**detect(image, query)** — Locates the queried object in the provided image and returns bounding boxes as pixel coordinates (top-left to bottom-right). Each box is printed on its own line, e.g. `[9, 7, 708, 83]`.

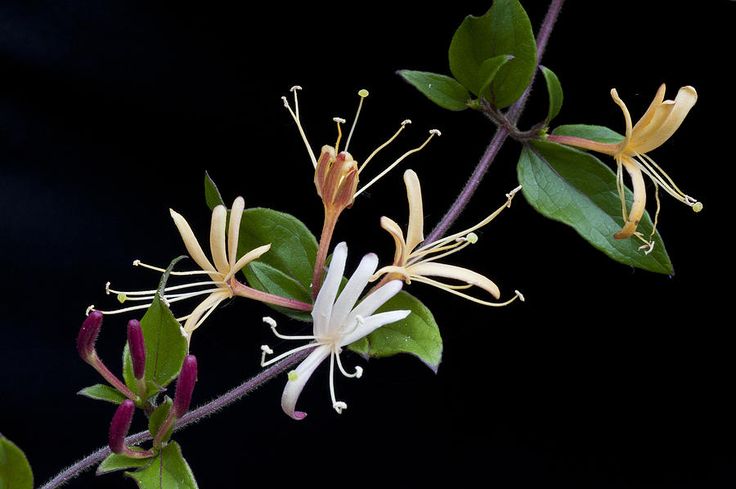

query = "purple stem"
[425, 0, 566, 243]
[39, 348, 309, 489]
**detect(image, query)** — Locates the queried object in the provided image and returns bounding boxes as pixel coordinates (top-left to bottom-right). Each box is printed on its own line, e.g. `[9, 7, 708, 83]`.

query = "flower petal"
[631, 83, 666, 135]
[328, 252, 378, 335]
[340, 309, 411, 347]
[312, 242, 348, 337]
[228, 197, 245, 269]
[613, 157, 647, 239]
[631, 86, 697, 154]
[281, 346, 330, 420]
[380, 216, 407, 266]
[347, 279, 404, 326]
[403, 170, 425, 255]
[229, 243, 271, 279]
[610, 88, 633, 152]
[210, 205, 229, 274]
[170, 208, 217, 274]
[409, 262, 500, 299]
[182, 290, 229, 334]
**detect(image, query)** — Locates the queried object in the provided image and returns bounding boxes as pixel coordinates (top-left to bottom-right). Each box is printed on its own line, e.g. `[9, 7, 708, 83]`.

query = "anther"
[465, 232, 479, 244]
[354, 366, 364, 379]
[85, 305, 95, 316]
[290, 85, 302, 92]
[429, 129, 442, 136]
[105, 282, 112, 295]
[333, 401, 348, 414]
[358, 89, 369, 98]
[692, 201, 703, 213]
[333, 117, 346, 124]
[401, 119, 412, 126]
[261, 344, 274, 355]
[262, 316, 277, 328]
[514, 290, 525, 302]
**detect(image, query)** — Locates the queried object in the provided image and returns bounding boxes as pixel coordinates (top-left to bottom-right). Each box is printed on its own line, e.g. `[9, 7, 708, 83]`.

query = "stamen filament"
[635, 153, 699, 208]
[333, 117, 346, 153]
[133, 260, 225, 277]
[262, 316, 316, 341]
[106, 280, 225, 297]
[616, 161, 628, 223]
[189, 297, 226, 333]
[411, 276, 524, 307]
[408, 238, 472, 266]
[260, 342, 319, 368]
[345, 89, 369, 153]
[329, 352, 347, 413]
[282, 86, 318, 168]
[358, 120, 411, 173]
[355, 129, 440, 198]
[335, 352, 363, 379]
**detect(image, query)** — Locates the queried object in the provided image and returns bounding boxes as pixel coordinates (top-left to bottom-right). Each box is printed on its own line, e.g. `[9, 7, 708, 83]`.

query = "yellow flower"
[371, 169, 523, 307]
[550, 85, 701, 248]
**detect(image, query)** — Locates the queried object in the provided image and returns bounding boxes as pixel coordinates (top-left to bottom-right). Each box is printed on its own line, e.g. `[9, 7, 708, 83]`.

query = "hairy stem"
[39, 349, 310, 489]
[311, 211, 338, 300]
[425, 0, 566, 243]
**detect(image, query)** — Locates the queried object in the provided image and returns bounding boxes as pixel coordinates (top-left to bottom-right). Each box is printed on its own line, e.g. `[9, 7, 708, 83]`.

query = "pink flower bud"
[127, 320, 146, 380]
[77, 311, 103, 361]
[173, 355, 198, 417]
[108, 400, 135, 454]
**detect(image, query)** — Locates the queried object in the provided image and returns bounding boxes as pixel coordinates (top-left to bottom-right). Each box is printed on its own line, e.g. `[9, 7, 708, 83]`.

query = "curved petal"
[281, 345, 330, 420]
[380, 216, 407, 266]
[403, 170, 425, 254]
[347, 280, 404, 326]
[409, 262, 500, 299]
[371, 265, 411, 283]
[610, 88, 633, 153]
[340, 309, 411, 347]
[631, 86, 697, 154]
[210, 205, 229, 274]
[229, 243, 271, 279]
[312, 242, 348, 337]
[632, 84, 667, 134]
[228, 197, 245, 269]
[328, 253, 378, 335]
[614, 157, 647, 239]
[170, 208, 217, 274]
[182, 290, 229, 334]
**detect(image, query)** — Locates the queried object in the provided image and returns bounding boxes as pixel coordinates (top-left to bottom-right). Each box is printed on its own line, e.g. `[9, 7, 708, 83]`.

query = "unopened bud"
[173, 355, 198, 417]
[77, 311, 103, 361]
[109, 400, 135, 454]
[127, 320, 146, 380]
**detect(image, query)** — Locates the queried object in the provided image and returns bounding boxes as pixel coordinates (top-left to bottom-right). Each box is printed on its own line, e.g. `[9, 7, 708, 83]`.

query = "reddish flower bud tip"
[109, 399, 135, 454]
[173, 355, 198, 417]
[127, 320, 146, 380]
[77, 311, 104, 361]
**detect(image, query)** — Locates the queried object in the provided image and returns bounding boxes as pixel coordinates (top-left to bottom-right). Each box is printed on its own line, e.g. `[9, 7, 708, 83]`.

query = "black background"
[1, 1, 734, 487]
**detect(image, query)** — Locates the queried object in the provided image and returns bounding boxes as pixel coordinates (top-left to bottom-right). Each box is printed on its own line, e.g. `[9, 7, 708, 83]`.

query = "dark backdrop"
[1, 1, 733, 488]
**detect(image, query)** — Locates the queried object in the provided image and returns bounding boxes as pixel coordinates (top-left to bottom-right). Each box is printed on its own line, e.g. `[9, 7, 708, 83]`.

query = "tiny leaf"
[553, 124, 624, 144]
[398, 70, 470, 111]
[148, 398, 174, 443]
[349, 291, 442, 372]
[540, 66, 563, 122]
[517, 140, 673, 274]
[449, 0, 536, 107]
[477, 55, 513, 100]
[123, 295, 188, 399]
[244, 261, 312, 322]
[0, 435, 33, 489]
[97, 452, 152, 475]
[78, 384, 128, 405]
[126, 442, 198, 489]
[204, 172, 225, 211]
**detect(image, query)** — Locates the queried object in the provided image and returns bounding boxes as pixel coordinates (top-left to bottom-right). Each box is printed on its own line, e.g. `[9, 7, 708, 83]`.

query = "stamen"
[336, 352, 363, 379]
[615, 161, 628, 223]
[333, 401, 348, 414]
[355, 128, 440, 198]
[333, 117, 346, 152]
[262, 316, 316, 341]
[650, 182, 661, 239]
[344, 89, 369, 153]
[328, 353, 347, 414]
[409, 237, 472, 265]
[87, 303, 155, 316]
[106, 280, 225, 298]
[411, 276, 524, 307]
[133, 260, 225, 277]
[282, 86, 317, 168]
[358, 119, 412, 173]
[635, 153, 701, 210]
[260, 342, 318, 368]
[260, 345, 274, 366]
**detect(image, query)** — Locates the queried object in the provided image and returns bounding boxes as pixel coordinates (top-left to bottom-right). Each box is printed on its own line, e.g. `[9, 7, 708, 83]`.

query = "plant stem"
[311, 211, 338, 300]
[39, 348, 310, 489]
[425, 0, 565, 243]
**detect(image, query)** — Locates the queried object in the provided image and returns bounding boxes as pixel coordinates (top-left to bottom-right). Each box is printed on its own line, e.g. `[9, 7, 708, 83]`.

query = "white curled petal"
[328, 253, 378, 334]
[340, 310, 411, 346]
[347, 280, 404, 326]
[281, 346, 330, 420]
[210, 205, 229, 274]
[312, 242, 348, 336]
[170, 208, 217, 274]
[228, 197, 245, 268]
[410, 262, 501, 299]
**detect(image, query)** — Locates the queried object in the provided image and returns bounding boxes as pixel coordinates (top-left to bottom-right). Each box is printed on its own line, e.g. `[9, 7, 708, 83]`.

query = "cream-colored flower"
[549, 85, 701, 248]
[372, 169, 523, 307]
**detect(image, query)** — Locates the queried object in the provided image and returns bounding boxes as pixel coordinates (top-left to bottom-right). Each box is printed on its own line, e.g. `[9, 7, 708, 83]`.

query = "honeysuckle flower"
[260, 242, 409, 420]
[90, 197, 274, 336]
[548, 85, 701, 248]
[371, 169, 523, 307]
[282, 86, 441, 293]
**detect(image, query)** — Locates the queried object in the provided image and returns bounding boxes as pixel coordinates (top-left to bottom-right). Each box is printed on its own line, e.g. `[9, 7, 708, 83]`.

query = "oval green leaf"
[449, 0, 536, 107]
[97, 452, 153, 476]
[0, 435, 33, 489]
[125, 442, 198, 489]
[398, 70, 470, 111]
[244, 261, 312, 322]
[348, 290, 442, 372]
[78, 384, 128, 405]
[148, 397, 174, 443]
[540, 66, 563, 123]
[553, 124, 624, 144]
[517, 140, 673, 274]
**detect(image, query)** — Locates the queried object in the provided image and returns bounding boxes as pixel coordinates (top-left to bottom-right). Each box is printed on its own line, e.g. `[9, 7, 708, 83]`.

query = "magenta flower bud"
[127, 320, 146, 380]
[173, 355, 198, 417]
[109, 400, 135, 454]
[77, 311, 104, 361]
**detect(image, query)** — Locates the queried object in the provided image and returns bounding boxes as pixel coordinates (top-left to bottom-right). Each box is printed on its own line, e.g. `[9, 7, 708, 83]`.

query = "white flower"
[260, 242, 409, 420]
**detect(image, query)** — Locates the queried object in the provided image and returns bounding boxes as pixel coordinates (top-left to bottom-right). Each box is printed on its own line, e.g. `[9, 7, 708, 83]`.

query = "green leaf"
[348, 291, 442, 372]
[123, 295, 188, 399]
[238, 208, 317, 290]
[517, 140, 673, 274]
[553, 124, 624, 144]
[97, 452, 152, 475]
[148, 398, 174, 443]
[449, 0, 536, 107]
[0, 435, 33, 489]
[476, 55, 514, 100]
[126, 442, 198, 489]
[398, 70, 470, 111]
[244, 261, 312, 322]
[204, 172, 225, 211]
[78, 384, 128, 405]
[540, 66, 563, 122]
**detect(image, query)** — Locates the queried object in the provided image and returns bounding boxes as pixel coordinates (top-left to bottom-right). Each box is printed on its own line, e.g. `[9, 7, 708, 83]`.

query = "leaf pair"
[98, 442, 197, 489]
